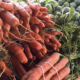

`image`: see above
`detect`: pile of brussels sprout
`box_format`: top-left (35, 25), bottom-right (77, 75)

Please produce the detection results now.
top-left (39, 0), bottom-right (80, 26)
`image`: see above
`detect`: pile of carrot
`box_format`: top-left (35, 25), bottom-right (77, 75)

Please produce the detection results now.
top-left (0, 0), bottom-right (73, 80)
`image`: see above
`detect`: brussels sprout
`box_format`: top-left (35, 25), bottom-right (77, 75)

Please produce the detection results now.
top-left (70, 2), bottom-right (77, 8)
top-left (56, 12), bottom-right (62, 16)
top-left (66, 0), bottom-right (72, 3)
top-left (45, 4), bottom-right (52, 12)
top-left (73, 11), bottom-right (80, 20)
top-left (76, 6), bottom-right (80, 13)
top-left (58, 0), bottom-right (65, 6)
top-left (55, 6), bottom-right (62, 12)
top-left (62, 7), bottom-right (70, 14)
top-left (40, 0), bottom-right (46, 7)
top-left (47, 0), bottom-right (59, 7)
top-left (62, 2), bottom-right (69, 7)
top-left (75, 0), bottom-right (80, 5)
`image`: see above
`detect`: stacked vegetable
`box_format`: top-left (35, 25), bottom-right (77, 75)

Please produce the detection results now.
top-left (0, 0), bottom-right (71, 80)
top-left (39, 0), bottom-right (80, 26)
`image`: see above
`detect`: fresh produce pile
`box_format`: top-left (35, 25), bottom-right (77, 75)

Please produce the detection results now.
top-left (39, 0), bottom-right (80, 26)
top-left (0, 0), bottom-right (72, 80)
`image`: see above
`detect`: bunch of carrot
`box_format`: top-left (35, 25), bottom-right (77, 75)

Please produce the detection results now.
top-left (0, 0), bottom-right (72, 80)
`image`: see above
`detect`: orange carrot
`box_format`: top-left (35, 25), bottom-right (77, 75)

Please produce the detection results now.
top-left (0, 9), bottom-right (19, 27)
top-left (0, 18), bottom-right (3, 27)
top-left (31, 32), bottom-right (44, 43)
top-left (38, 16), bottom-right (51, 22)
top-left (51, 67), bottom-right (70, 80)
top-left (75, 78), bottom-right (80, 80)
top-left (10, 53), bottom-right (26, 79)
top-left (25, 33), bottom-right (43, 50)
top-left (2, 38), bottom-right (28, 63)
top-left (40, 57), bottom-right (69, 80)
top-left (40, 7), bottom-right (48, 12)
top-left (32, 10), bottom-right (42, 16)
top-left (2, 22), bottom-right (10, 31)
top-left (23, 21), bottom-right (30, 29)
top-left (27, 53), bottom-right (59, 80)
top-left (28, 1), bottom-right (41, 11)
top-left (36, 22), bottom-right (45, 28)
top-left (47, 42), bottom-right (57, 50)
top-left (51, 36), bottom-right (61, 47)
top-left (14, 2), bottom-right (30, 22)
top-left (41, 12), bottom-right (48, 16)
top-left (22, 41), bottom-right (33, 59)
top-left (19, 1), bottom-right (32, 14)
top-left (0, 2), bottom-right (14, 11)
top-left (19, 18), bottom-right (23, 24)
top-left (30, 16), bottom-right (42, 24)
top-left (31, 24), bottom-right (39, 33)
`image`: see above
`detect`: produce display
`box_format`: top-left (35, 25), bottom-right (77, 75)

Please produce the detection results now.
top-left (0, 0), bottom-right (72, 80)
top-left (39, 0), bottom-right (80, 26)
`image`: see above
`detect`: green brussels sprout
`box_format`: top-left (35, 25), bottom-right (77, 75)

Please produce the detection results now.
top-left (62, 2), bottom-right (69, 7)
top-left (73, 11), bottom-right (80, 20)
top-left (40, 0), bottom-right (46, 7)
top-left (70, 2), bottom-right (77, 8)
top-left (76, 6), bottom-right (80, 13)
top-left (75, 0), bottom-right (80, 5)
top-left (45, 4), bottom-right (52, 12)
top-left (56, 12), bottom-right (62, 16)
top-left (55, 6), bottom-right (62, 12)
top-left (47, 0), bottom-right (59, 7)
top-left (62, 7), bottom-right (70, 14)
top-left (66, 0), bottom-right (72, 3)
top-left (58, 0), bottom-right (65, 6)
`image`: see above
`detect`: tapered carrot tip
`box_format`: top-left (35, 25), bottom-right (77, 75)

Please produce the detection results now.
top-left (75, 78), bottom-right (80, 80)
top-left (22, 74), bottom-right (29, 80)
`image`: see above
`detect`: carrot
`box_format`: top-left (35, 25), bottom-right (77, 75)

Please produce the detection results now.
top-left (22, 41), bottom-right (33, 59)
top-left (51, 67), bottom-right (70, 80)
top-left (32, 10), bottom-right (42, 16)
top-left (28, 1), bottom-right (41, 11)
top-left (2, 22), bottom-right (10, 38)
top-left (25, 33), bottom-right (43, 50)
top-left (38, 16), bottom-right (51, 22)
top-left (10, 53), bottom-right (27, 79)
top-left (2, 38), bottom-right (28, 63)
top-left (19, 18), bottom-right (23, 24)
top-left (47, 31), bottom-right (63, 36)
top-left (0, 9), bottom-right (19, 27)
top-left (40, 57), bottom-right (69, 80)
top-left (30, 16), bottom-right (42, 24)
top-left (31, 32), bottom-right (44, 43)
top-left (29, 40), bottom-right (43, 50)
top-left (36, 22), bottom-right (45, 28)
top-left (31, 24), bottom-right (39, 33)
top-left (2, 22), bottom-right (10, 31)
top-left (0, 18), bottom-right (3, 27)
top-left (0, 18), bottom-right (3, 37)
top-left (41, 45), bottom-right (47, 54)
top-left (27, 53), bottom-right (59, 80)
top-left (19, 1), bottom-right (32, 14)
top-left (31, 48), bottom-right (44, 59)
top-left (43, 21), bottom-right (55, 27)
top-left (0, 2), bottom-right (14, 11)
top-left (14, 2), bottom-right (30, 22)
top-left (75, 78), bottom-right (80, 80)
top-left (41, 12), bottom-right (48, 16)
top-left (23, 21), bottom-right (30, 29)
top-left (40, 7), bottom-right (48, 12)
top-left (0, 29), bottom-right (3, 37)
top-left (51, 36), bottom-right (61, 47)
